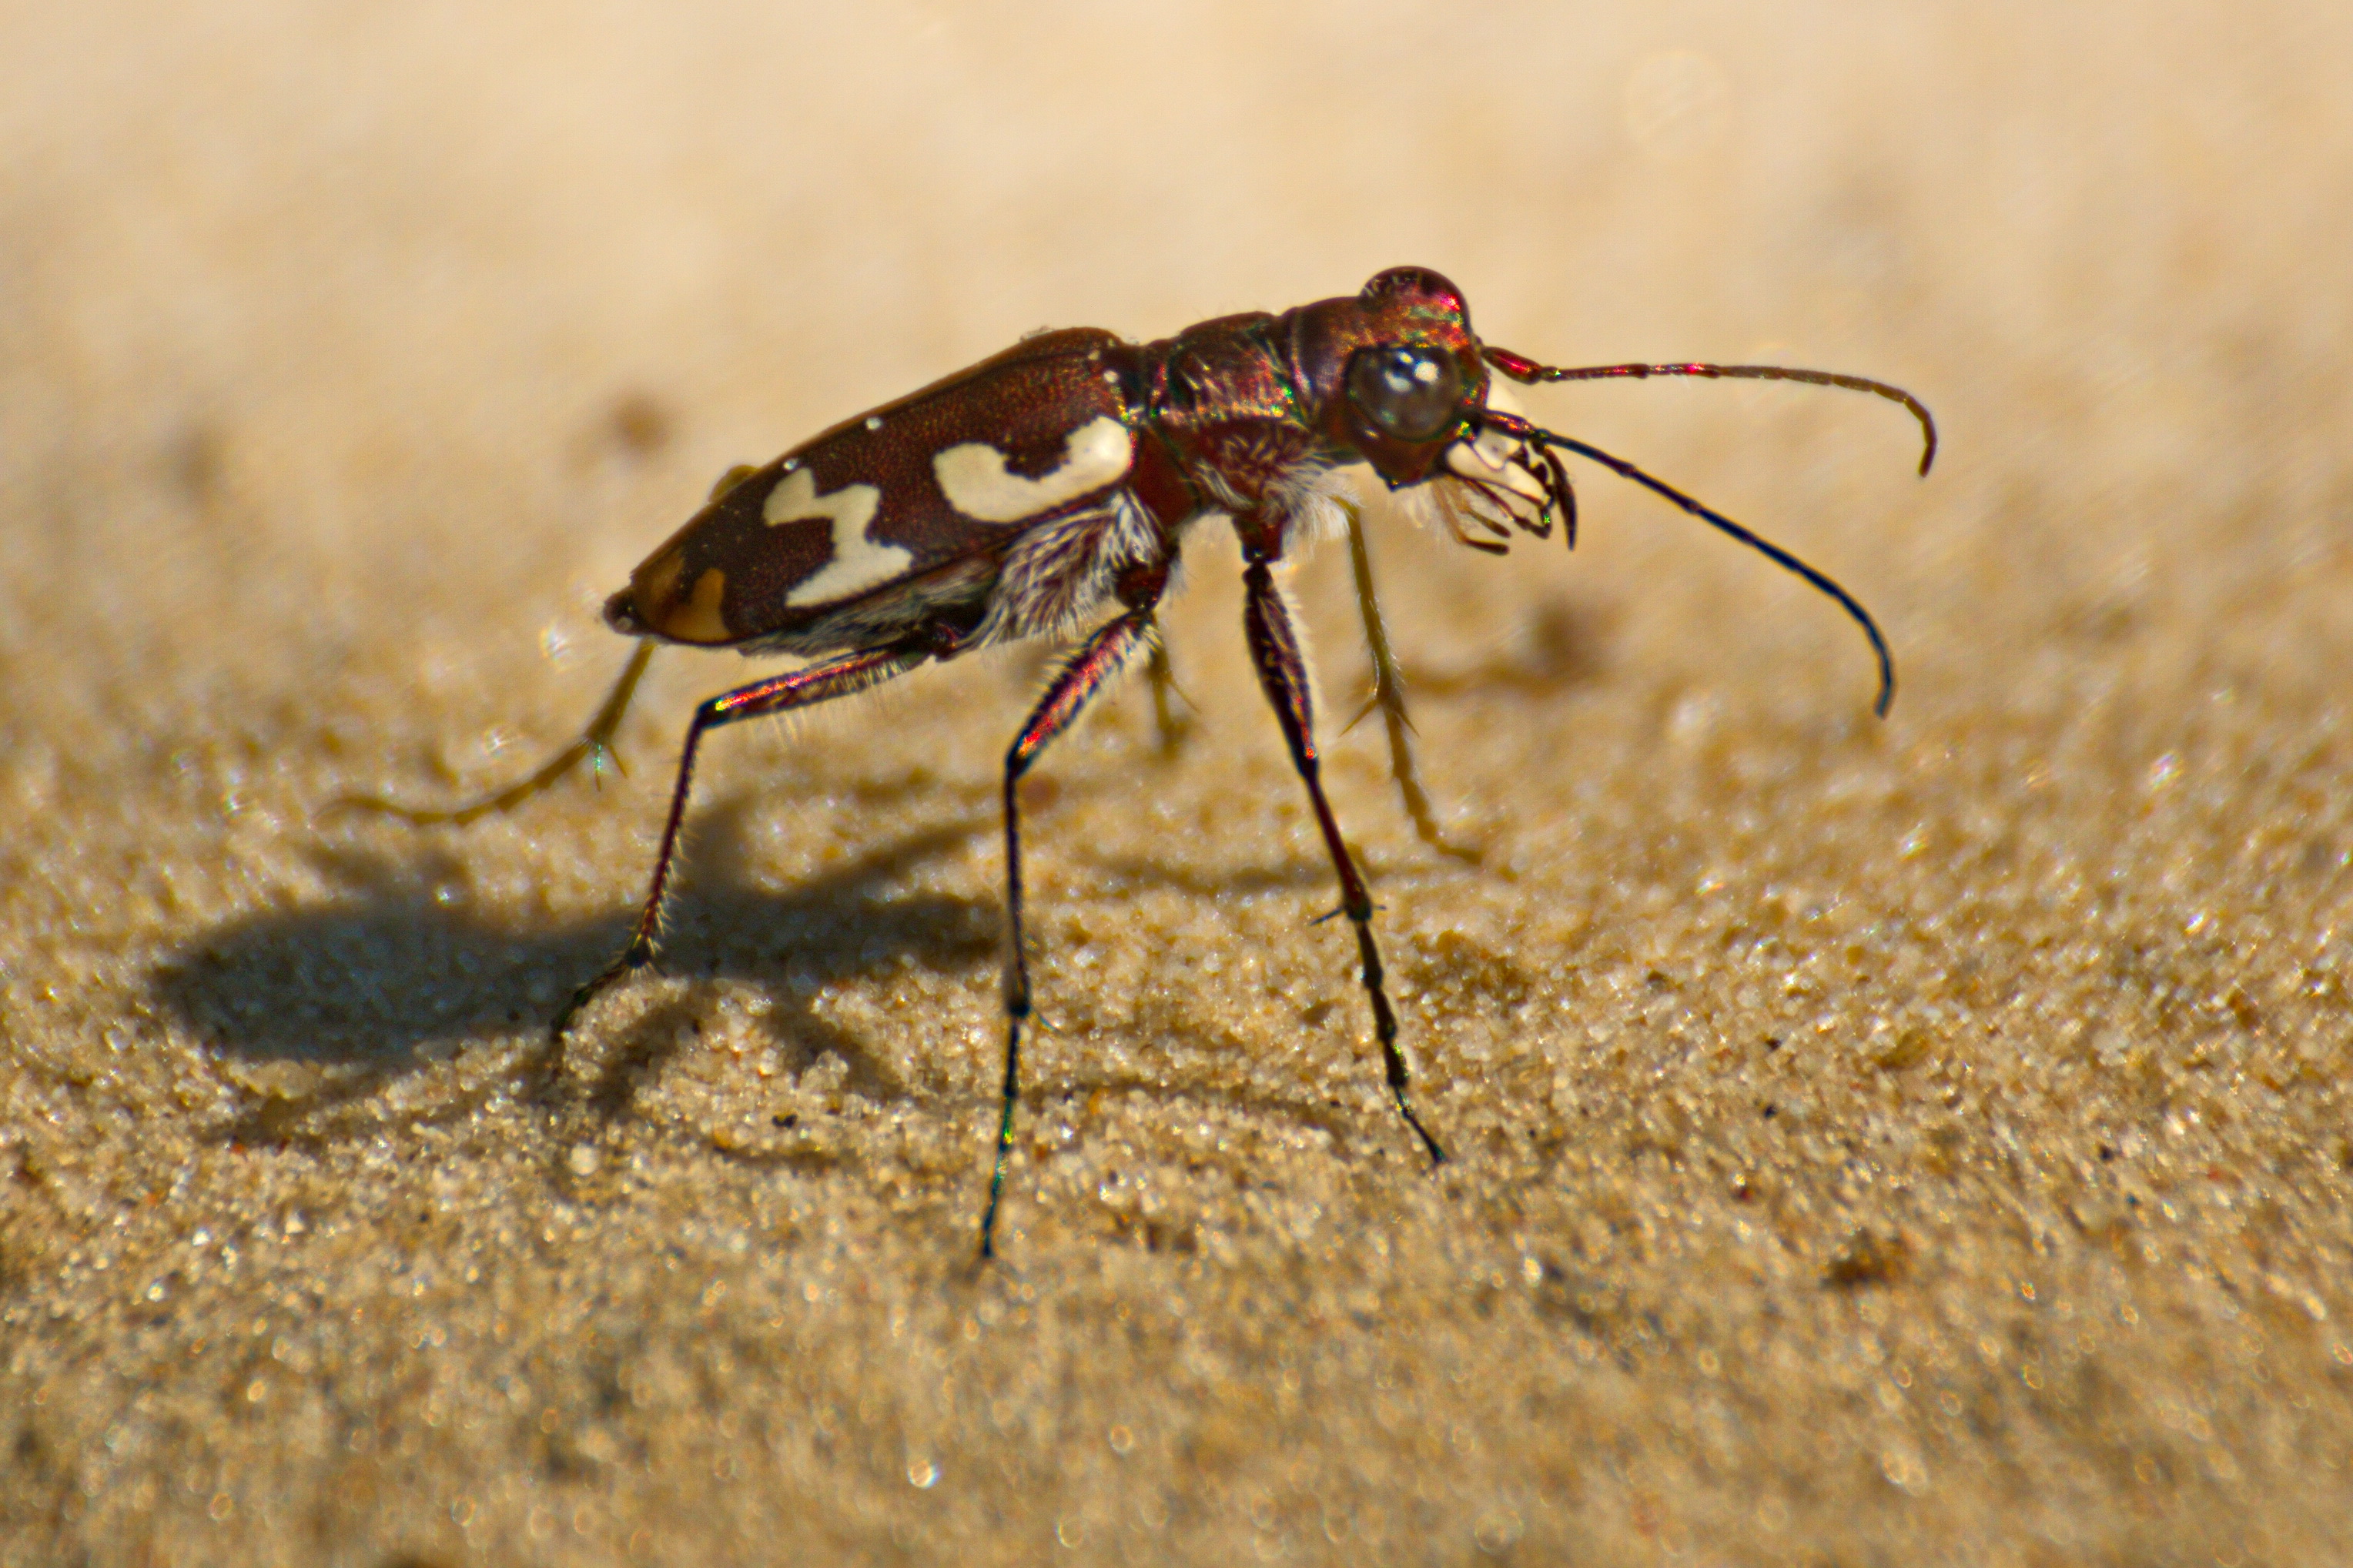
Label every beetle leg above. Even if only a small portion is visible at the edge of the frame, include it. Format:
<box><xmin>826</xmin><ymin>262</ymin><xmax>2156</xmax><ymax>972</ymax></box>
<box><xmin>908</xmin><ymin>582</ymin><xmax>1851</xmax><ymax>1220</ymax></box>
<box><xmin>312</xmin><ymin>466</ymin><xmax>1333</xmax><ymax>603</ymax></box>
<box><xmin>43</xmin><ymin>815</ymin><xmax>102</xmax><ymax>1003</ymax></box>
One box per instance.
<box><xmin>330</xmin><ymin>640</ymin><xmax>658</xmax><ymax>826</ymax></box>
<box><xmin>982</xmin><ymin>607</ymin><xmax>1157</xmax><ymax>1259</ymax></box>
<box><xmin>1240</xmin><ymin>558</ymin><xmax>1448</xmax><ymax>1169</ymax></box>
<box><xmin>1141</xmin><ymin>632</ymin><xmax>1191</xmax><ymax>756</ymax></box>
<box><xmin>1341</xmin><ymin>506</ymin><xmax>1481</xmax><ymax>864</ymax></box>
<box><xmin>552</xmin><ymin>644</ymin><xmax>931</xmax><ymax>1048</ymax></box>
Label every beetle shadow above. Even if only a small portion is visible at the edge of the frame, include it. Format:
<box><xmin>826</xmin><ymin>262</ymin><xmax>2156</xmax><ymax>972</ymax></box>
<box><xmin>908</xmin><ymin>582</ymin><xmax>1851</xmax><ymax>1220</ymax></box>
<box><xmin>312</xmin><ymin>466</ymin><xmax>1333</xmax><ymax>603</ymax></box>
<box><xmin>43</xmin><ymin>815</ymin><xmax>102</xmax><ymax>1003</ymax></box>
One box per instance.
<box><xmin>148</xmin><ymin>798</ymin><xmax>999</xmax><ymax>1148</ymax></box>
<box><xmin>1392</xmin><ymin>594</ymin><xmax>1613</xmax><ymax>697</ymax></box>
<box><xmin>1068</xmin><ymin>854</ymin><xmax>1339</xmax><ymax>902</ymax></box>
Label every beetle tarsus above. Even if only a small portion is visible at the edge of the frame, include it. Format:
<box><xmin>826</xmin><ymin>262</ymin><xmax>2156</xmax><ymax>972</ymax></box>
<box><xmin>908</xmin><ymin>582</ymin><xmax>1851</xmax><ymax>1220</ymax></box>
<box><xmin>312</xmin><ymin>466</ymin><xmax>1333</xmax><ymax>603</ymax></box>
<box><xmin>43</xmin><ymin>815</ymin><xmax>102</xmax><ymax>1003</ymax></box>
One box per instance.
<box><xmin>979</xmin><ymin>1011</ymin><xmax>1023</xmax><ymax>1261</ymax></box>
<box><xmin>327</xmin><ymin>641</ymin><xmax>658</xmax><ymax>827</ymax></box>
<box><xmin>549</xmin><ymin>944</ymin><xmax>653</xmax><ymax>1046</ymax></box>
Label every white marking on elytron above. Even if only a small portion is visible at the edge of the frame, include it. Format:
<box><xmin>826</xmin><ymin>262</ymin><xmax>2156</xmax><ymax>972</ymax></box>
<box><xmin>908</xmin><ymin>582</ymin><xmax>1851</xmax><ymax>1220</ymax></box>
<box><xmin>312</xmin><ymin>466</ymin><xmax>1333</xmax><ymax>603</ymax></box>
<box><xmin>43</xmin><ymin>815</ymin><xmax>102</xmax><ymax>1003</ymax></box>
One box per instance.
<box><xmin>932</xmin><ymin>415</ymin><xmax>1132</xmax><ymax>525</ymax></box>
<box><xmin>1101</xmin><ymin>370</ymin><xmax>1118</xmax><ymax>385</ymax></box>
<box><xmin>762</xmin><ymin>466</ymin><xmax>907</xmax><ymax>607</ymax></box>
<box><xmin>865</xmin><ymin>416</ymin><xmax>882</xmax><ymax>431</ymax></box>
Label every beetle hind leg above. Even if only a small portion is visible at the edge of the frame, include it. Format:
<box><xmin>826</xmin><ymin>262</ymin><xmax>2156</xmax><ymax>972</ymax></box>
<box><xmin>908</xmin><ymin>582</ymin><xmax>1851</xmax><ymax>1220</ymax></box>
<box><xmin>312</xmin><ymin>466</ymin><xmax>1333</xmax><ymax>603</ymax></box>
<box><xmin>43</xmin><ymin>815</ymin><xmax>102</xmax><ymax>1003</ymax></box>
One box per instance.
<box><xmin>329</xmin><ymin>641</ymin><xmax>659</xmax><ymax>827</ymax></box>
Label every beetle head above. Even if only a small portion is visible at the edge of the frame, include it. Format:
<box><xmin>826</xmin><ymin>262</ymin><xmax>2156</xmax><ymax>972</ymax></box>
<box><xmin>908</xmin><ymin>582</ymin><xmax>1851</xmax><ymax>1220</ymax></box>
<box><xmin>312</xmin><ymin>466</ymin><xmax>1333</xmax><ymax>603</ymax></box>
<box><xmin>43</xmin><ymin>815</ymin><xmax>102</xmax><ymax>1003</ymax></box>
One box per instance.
<box><xmin>1294</xmin><ymin>267</ymin><xmax>1488</xmax><ymax>487</ymax></box>
<box><xmin>1294</xmin><ymin>268</ymin><xmax>1571</xmax><ymax>549</ymax></box>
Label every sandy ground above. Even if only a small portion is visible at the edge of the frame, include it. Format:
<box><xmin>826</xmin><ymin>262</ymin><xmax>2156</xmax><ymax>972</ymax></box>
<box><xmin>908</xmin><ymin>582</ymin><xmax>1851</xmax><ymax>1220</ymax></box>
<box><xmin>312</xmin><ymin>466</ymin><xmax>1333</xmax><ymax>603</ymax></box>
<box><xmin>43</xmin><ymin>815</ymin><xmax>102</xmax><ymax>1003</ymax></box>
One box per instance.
<box><xmin>5</xmin><ymin>2</ymin><xmax>2351</xmax><ymax>1563</ymax></box>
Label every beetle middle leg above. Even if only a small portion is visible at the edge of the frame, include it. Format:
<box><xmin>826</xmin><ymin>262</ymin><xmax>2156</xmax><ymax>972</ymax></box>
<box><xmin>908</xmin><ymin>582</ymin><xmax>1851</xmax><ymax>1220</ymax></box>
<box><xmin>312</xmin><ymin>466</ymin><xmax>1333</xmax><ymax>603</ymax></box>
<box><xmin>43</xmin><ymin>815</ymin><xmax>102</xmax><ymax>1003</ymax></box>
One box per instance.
<box><xmin>552</xmin><ymin>644</ymin><xmax>931</xmax><ymax>1048</ymax></box>
<box><xmin>1241</xmin><ymin>557</ymin><xmax>1448</xmax><ymax>1169</ymax></box>
<box><xmin>981</xmin><ymin>607</ymin><xmax>1158</xmax><ymax>1258</ymax></box>
<box><xmin>1341</xmin><ymin>503</ymin><xmax>1481</xmax><ymax>864</ymax></box>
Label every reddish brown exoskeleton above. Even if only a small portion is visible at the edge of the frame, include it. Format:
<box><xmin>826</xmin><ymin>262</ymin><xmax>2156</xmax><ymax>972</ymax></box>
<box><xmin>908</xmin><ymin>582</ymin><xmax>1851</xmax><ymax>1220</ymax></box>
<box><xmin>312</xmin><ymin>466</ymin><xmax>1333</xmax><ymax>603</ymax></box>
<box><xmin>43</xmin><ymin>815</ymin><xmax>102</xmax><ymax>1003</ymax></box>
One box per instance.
<box><xmin>343</xmin><ymin>267</ymin><xmax>1934</xmax><ymax>1257</ymax></box>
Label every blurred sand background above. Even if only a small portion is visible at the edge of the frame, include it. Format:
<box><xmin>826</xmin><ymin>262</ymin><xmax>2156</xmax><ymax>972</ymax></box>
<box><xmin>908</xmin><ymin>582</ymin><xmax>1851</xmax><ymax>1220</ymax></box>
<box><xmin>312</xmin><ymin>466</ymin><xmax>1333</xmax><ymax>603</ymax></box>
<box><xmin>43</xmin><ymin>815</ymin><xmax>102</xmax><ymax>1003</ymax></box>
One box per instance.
<box><xmin>5</xmin><ymin>2</ymin><xmax>2351</xmax><ymax>1563</ymax></box>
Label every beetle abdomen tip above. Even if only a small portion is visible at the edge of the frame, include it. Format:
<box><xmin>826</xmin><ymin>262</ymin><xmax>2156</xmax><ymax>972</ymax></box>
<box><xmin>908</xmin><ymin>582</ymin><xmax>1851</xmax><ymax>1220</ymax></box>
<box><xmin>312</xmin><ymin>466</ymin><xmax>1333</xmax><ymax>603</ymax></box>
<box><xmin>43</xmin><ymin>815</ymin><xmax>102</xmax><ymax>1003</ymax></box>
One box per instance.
<box><xmin>602</xmin><ymin>585</ymin><xmax>649</xmax><ymax>637</ymax></box>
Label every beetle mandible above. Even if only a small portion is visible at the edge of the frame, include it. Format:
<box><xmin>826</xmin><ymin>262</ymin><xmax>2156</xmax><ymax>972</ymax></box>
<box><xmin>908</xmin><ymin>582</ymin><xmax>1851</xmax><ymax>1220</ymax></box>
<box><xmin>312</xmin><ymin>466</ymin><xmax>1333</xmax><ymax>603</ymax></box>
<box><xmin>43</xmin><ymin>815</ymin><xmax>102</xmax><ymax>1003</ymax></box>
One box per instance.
<box><xmin>343</xmin><ymin>266</ymin><xmax>1935</xmax><ymax>1258</ymax></box>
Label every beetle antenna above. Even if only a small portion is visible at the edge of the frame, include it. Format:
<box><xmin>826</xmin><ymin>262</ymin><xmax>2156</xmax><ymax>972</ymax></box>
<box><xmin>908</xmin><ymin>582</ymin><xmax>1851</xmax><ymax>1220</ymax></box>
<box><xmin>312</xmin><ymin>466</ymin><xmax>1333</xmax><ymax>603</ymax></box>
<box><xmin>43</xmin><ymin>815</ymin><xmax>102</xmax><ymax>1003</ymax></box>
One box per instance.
<box><xmin>1482</xmin><ymin>349</ymin><xmax>1936</xmax><ymax>477</ymax></box>
<box><xmin>1478</xmin><ymin>410</ymin><xmax>1896</xmax><ymax>718</ymax></box>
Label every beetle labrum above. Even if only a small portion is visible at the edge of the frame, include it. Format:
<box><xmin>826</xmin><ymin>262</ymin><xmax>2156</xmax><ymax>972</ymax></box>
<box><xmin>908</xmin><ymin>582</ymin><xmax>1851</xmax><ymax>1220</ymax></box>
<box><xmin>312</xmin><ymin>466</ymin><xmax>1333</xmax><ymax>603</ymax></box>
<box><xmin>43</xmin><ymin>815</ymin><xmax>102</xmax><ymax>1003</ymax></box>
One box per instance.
<box><xmin>343</xmin><ymin>267</ymin><xmax>1934</xmax><ymax>1257</ymax></box>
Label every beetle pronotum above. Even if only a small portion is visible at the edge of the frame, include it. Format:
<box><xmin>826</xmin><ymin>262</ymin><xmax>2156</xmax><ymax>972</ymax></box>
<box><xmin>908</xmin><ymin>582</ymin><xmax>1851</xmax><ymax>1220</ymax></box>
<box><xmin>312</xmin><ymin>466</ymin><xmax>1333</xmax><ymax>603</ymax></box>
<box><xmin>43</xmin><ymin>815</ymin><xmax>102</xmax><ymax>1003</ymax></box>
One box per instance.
<box><xmin>343</xmin><ymin>268</ymin><xmax>1933</xmax><ymax>1257</ymax></box>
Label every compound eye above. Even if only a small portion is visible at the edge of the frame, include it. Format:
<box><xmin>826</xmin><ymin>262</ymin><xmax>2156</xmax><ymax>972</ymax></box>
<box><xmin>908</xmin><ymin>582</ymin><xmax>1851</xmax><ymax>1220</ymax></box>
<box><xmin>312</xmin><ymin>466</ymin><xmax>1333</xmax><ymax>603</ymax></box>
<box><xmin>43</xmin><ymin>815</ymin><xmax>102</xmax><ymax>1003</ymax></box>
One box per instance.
<box><xmin>1345</xmin><ymin>346</ymin><xmax>1468</xmax><ymax>443</ymax></box>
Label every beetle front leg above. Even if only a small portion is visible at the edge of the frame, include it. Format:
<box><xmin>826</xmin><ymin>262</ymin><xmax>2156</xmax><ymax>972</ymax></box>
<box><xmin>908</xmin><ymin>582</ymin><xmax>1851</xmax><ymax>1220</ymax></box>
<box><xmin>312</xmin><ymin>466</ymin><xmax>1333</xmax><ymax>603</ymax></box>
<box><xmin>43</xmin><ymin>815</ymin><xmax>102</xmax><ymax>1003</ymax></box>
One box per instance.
<box><xmin>1142</xmin><ymin>634</ymin><xmax>1190</xmax><ymax>756</ymax></box>
<box><xmin>980</xmin><ymin>607</ymin><xmax>1158</xmax><ymax>1259</ymax></box>
<box><xmin>553</xmin><ymin>644</ymin><xmax>931</xmax><ymax>1048</ymax></box>
<box><xmin>1341</xmin><ymin>503</ymin><xmax>1481</xmax><ymax>864</ymax></box>
<box><xmin>1240</xmin><ymin>558</ymin><xmax>1447</xmax><ymax>1168</ymax></box>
